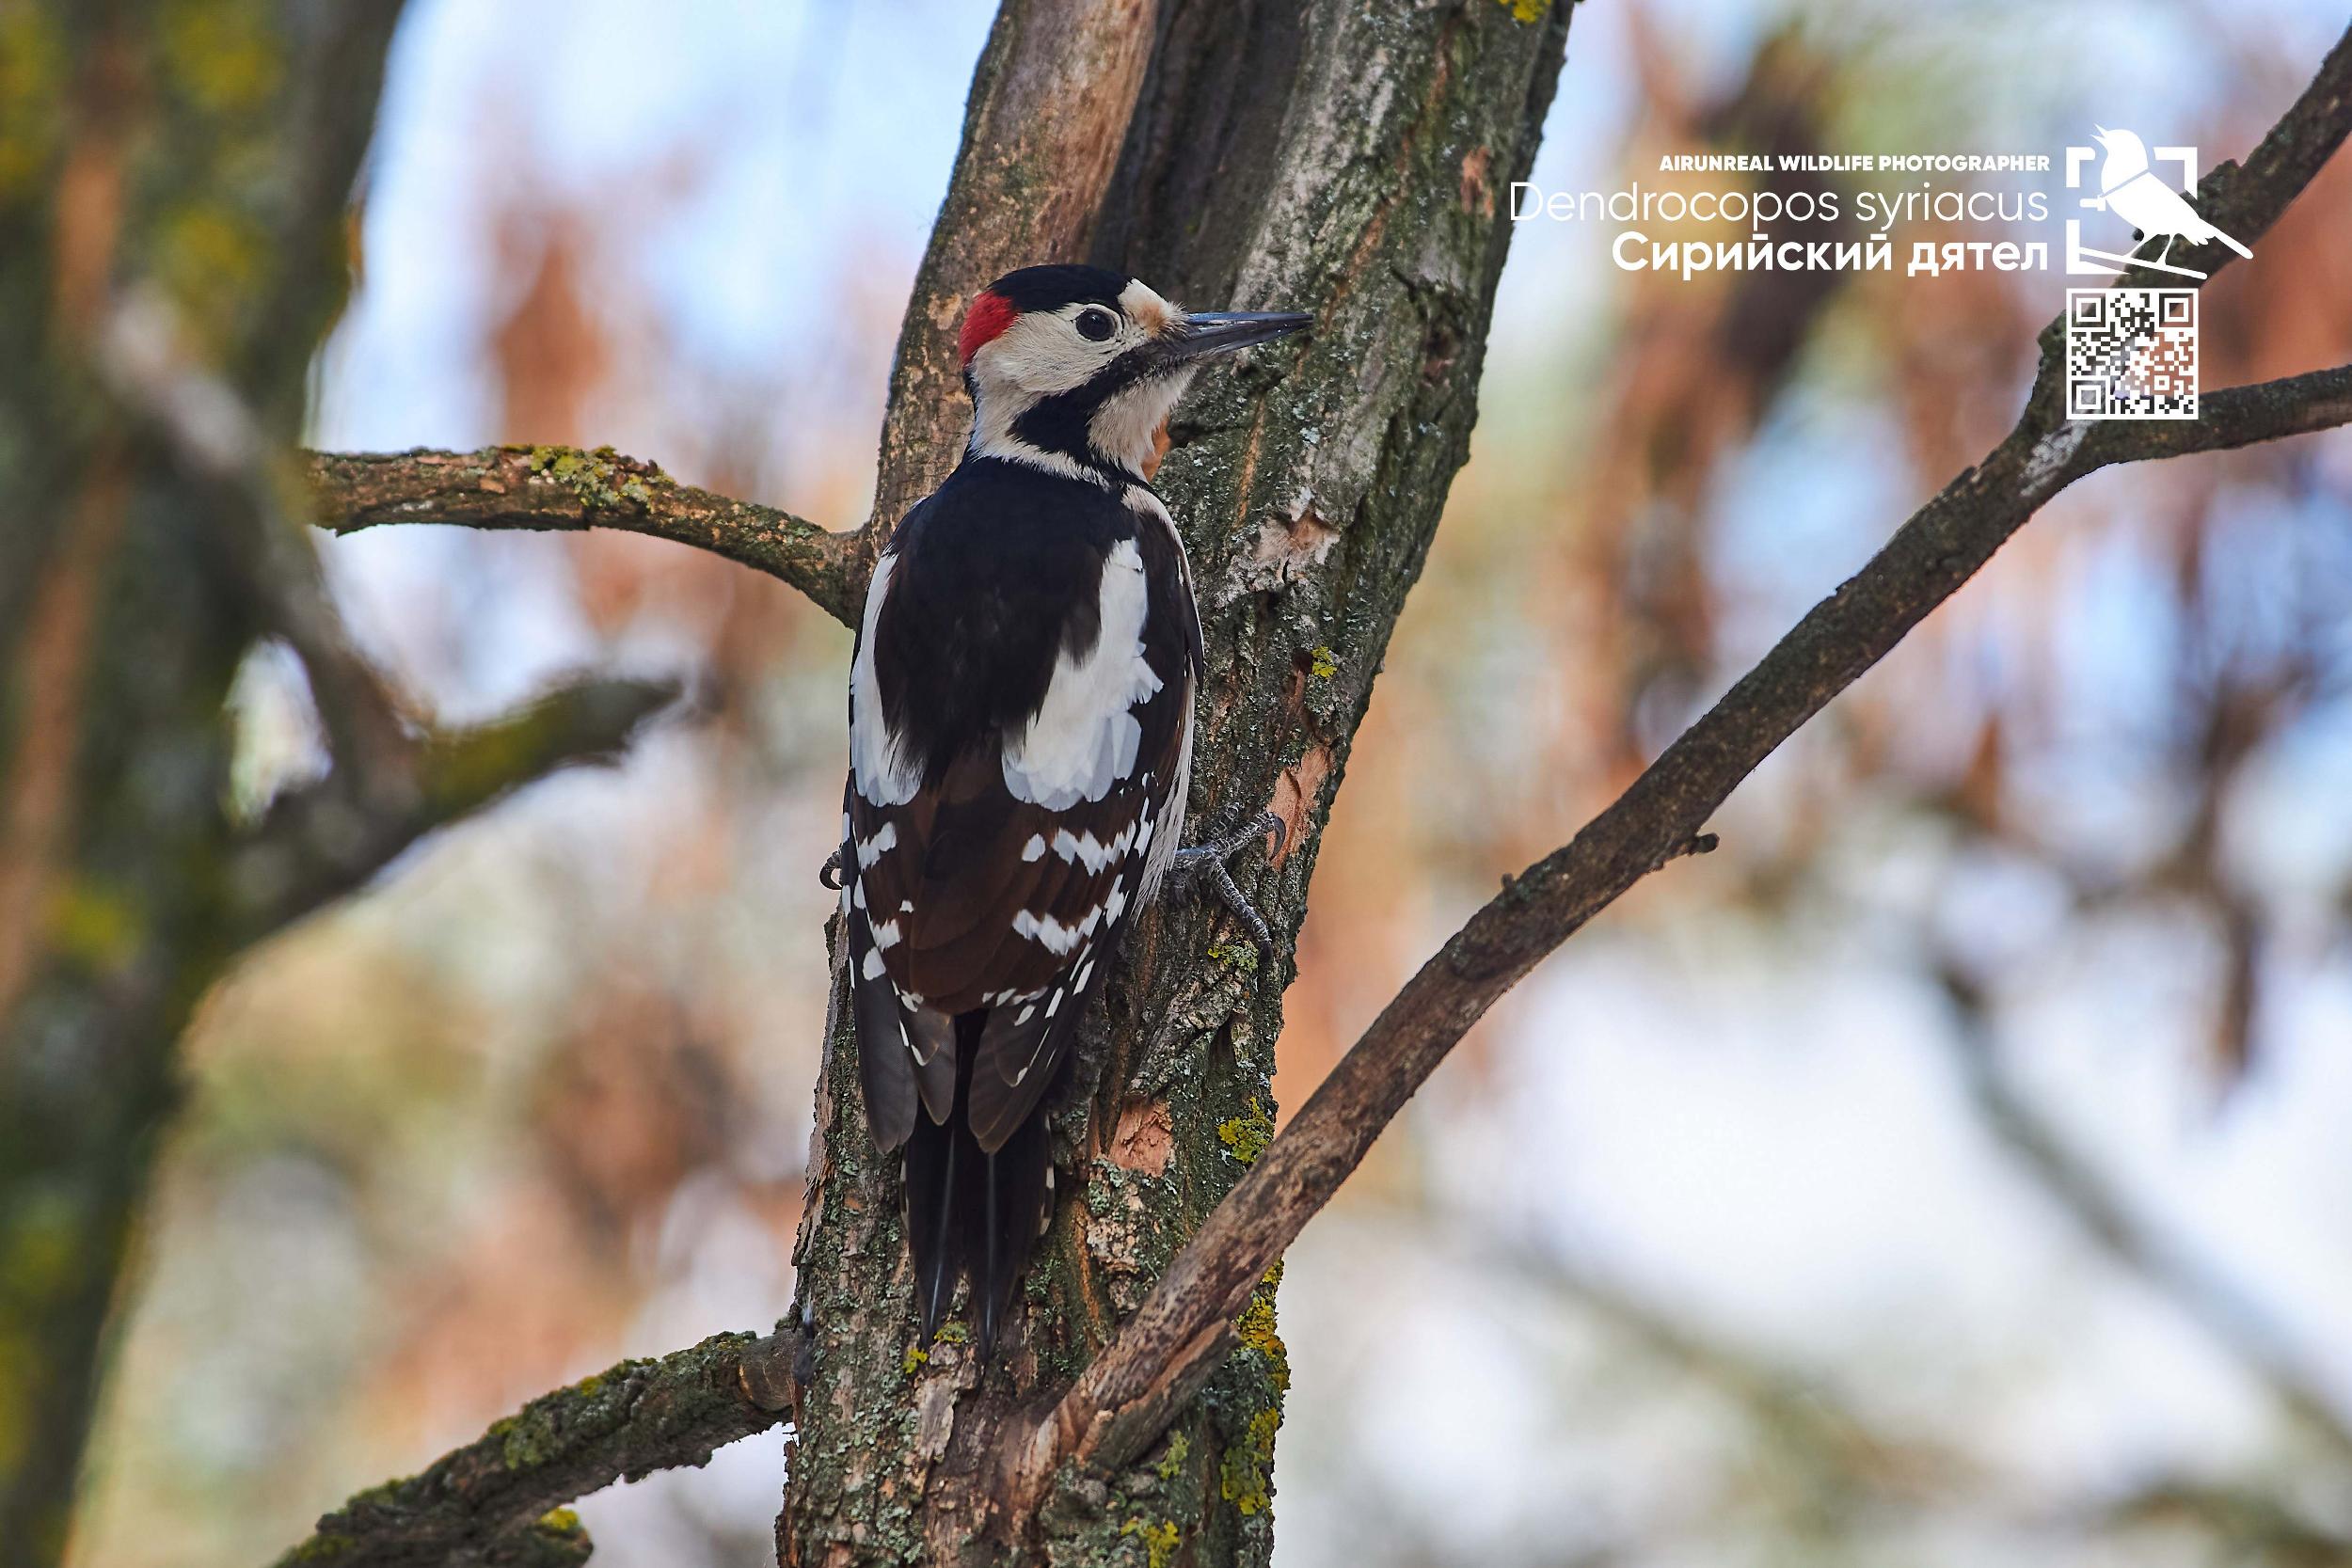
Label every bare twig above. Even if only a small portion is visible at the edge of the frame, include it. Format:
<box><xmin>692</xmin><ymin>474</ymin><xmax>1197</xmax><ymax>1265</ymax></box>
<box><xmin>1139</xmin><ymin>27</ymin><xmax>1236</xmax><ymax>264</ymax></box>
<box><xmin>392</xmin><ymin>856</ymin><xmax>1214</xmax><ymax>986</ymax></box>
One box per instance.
<box><xmin>101</xmin><ymin>300</ymin><xmax>683</xmax><ymax>942</ymax></box>
<box><xmin>274</xmin><ymin>1329</ymin><xmax>799</xmax><ymax>1568</ymax></box>
<box><xmin>1023</xmin><ymin>25</ymin><xmax>2352</xmax><ymax>1487</ymax></box>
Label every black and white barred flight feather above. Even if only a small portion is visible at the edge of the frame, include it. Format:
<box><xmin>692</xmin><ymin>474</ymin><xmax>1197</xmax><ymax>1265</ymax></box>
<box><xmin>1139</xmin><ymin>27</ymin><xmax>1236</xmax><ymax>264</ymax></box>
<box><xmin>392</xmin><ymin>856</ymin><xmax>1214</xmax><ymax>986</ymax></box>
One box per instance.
<box><xmin>839</xmin><ymin>264</ymin><xmax>1309</xmax><ymax>1356</ymax></box>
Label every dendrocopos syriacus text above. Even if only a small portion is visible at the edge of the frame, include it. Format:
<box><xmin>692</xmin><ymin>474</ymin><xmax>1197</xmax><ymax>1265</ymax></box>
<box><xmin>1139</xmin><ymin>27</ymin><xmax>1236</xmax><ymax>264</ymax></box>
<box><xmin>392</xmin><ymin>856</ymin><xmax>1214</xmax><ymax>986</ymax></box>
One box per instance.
<box><xmin>835</xmin><ymin>265</ymin><xmax>1311</xmax><ymax>1356</ymax></box>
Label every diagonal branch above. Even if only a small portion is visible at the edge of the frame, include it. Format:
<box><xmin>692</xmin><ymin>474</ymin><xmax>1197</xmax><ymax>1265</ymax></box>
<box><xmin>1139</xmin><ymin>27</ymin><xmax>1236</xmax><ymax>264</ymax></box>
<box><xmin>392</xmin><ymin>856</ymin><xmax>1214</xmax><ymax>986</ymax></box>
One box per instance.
<box><xmin>230</xmin><ymin>672</ymin><xmax>679</xmax><ymax>942</ymax></box>
<box><xmin>273</xmin><ymin>1330</ymin><xmax>800</xmax><ymax>1568</ymax></box>
<box><xmin>1025</xmin><ymin>24</ymin><xmax>2352</xmax><ymax>1485</ymax></box>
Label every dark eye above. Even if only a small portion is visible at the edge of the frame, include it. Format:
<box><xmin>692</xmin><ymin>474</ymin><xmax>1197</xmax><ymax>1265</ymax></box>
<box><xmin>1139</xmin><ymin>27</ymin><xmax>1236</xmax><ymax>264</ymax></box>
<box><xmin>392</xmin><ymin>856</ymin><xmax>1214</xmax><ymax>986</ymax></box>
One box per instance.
<box><xmin>1074</xmin><ymin>308</ymin><xmax>1117</xmax><ymax>341</ymax></box>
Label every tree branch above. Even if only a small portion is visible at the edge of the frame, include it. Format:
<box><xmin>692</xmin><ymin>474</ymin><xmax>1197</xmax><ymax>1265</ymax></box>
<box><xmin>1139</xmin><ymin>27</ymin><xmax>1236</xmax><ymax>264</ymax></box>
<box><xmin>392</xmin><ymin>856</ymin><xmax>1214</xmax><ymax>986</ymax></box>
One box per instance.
<box><xmin>274</xmin><ymin>1330</ymin><xmax>799</xmax><ymax>1568</ymax></box>
<box><xmin>1025</xmin><ymin>23</ymin><xmax>2352</xmax><ymax>1487</ymax></box>
<box><xmin>230</xmin><ymin>672</ymin><xmax>679</xmax><ymax>942</ymax></box>
<box><xmin>307</xmin><ymin>446</ymin><xmax>865</xmax><ymax>628</ymax></box>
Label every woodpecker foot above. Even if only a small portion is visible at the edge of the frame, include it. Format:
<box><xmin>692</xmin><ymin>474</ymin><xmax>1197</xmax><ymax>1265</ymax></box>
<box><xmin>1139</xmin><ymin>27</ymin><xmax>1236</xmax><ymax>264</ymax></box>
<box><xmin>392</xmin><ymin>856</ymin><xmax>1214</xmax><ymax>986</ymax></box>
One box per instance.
<box><xmin>1172</xmin><ymin>811</ymin><xmax>1286</xmax><ymax>961</ymax></box>
<box><xmin>819</xmin><ymin>847</ymin><xmax>847</xmax><ymax>891</ymax></box>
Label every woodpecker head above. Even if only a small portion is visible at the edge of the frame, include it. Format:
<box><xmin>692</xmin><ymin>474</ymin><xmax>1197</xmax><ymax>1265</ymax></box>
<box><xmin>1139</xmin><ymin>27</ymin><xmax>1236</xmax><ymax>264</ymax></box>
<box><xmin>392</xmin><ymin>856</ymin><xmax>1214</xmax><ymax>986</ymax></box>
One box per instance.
<box><xmin>957</xmin><ymin>264</ymin><xmax>1311</xmax><ymax>481</ymax></box>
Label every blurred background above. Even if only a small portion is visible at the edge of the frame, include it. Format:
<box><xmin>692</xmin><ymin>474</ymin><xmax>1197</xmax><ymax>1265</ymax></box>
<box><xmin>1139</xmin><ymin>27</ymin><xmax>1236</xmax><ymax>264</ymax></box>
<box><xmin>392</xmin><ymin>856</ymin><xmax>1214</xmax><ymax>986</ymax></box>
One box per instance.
<box><xmin>64</xmin><ymin>1</ymin><xmax>2352</xmax><ymax>1564</ymax></box>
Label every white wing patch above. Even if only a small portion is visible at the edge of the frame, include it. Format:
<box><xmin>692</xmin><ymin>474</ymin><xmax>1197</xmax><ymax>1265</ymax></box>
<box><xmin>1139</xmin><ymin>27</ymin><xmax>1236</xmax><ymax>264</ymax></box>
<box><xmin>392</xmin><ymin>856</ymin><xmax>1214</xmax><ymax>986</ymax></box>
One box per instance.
<box><xmin>850</xmin><ymin>552</ymin><xmax>922</xmax><ymax>806</ymax></box>
<box><xmin>1002</xmin><ymin>538</ymin><xmax>1163</xmax><ymax>809</ymax></box>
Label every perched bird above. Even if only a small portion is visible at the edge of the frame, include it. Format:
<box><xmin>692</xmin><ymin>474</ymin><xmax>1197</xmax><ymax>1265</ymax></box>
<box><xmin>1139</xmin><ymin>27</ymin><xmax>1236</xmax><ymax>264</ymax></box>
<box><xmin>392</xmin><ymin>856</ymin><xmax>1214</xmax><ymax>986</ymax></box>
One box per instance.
<box><xmin>834</xmin><ymin>264</ymin><xmax>1310</xmax><ymax>1355</ymax></box>
<box><xmin>2087</xmin><ymin>126</ymin><xmax>2251</xmax><ymax>267</ymax></box>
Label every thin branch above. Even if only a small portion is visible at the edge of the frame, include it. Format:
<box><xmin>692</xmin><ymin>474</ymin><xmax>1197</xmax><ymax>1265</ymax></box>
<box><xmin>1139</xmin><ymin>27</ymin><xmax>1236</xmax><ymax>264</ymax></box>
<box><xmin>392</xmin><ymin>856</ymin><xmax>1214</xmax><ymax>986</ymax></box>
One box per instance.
<box><xmin>100</xmin><ymin>300</ymin><xmax>684</xmax><ymax>941</ymax></box>
<box><xmin>230</xmin><ymin>672</ymin><xmax>678</xmax><ymax>942</ymax></box>
<box><xmin>102</xmin><ymin>291</ymin><xmax>419</xmax><ymax>791</ymax></box>
<box><xmin>1024</xmin><ymin>24</ymin><xmax>2352</xmax><ymax>1488</ymax></box>
<box><xmin>308</xmin><ymin>446</ymin><xmax>865</xmax><ymax>628</ymax></box>
<box><xmin>273</xmin><ymin>1329</ymin><xmax>799</xmax><ymax>1568</ymax></box>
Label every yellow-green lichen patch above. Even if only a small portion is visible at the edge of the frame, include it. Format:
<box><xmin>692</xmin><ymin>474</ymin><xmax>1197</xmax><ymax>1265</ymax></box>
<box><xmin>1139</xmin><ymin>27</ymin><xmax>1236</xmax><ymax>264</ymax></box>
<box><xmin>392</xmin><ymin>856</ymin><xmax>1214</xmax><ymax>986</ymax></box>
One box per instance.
<box><xmin>902</xmin><ymin>1344</ymin><xmax>929</xmax><ymax>1375</ymax></box>
<box><xmin>1235</xmin><ymin>1263</ymin><xmax>1290</xmax><ymax>1395</ymax></box>
<box><xmin>1217</xmin><ymin>1098</ymin><xmax>1275</xmax><ymax>1166</ymax></box>
<box><xmin>1153</xmin><ymin>1428</ymin><xmax>1190</xmax><ymax>1482</ymax></box>
<box><xmin>1206</xmin><ymin>940</ymin><xmax>1260</xmax><ymax>974</ymax></box>
<box><xmin>1309</xmin><ymin>644</ymin><xmax>1339</xmax><ymax>679</ymax></box>
<box><xmin>1121</xmin><ymin>1517</ymin><xmax>1182</xmax><ymax>1568</ymax></box>
<box><xmin>527</xmin><ymin>446</ymin><xmax>661</xmax><ymax>511</ymax></box>
<box><xmin>1218</xmin><ymin>1405</ymin><xmax>1281</xmax><ymax>1516</ymax></box>
<box><xmin>1495</xmin><ymin>0</ymin><xmax>1552</xmax><ymax>19</ymax></box>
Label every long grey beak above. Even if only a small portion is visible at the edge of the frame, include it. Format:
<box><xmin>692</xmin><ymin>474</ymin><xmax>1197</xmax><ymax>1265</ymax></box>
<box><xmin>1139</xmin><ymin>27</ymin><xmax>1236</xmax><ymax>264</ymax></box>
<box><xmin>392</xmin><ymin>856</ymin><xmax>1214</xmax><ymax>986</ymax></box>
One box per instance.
<box><xmin>1164</xmin><ymin>309</ymin><xmax>1313</xmax><ymax>362</ymax></box>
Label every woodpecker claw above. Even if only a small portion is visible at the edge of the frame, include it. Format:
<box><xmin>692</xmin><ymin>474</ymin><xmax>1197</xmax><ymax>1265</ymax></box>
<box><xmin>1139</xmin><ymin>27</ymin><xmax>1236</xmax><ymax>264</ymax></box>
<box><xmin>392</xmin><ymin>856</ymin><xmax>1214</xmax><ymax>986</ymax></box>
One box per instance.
<box><xmin>1172</xmin><ymin>810</ymin><xmax>1285</xmax><ymax>964</ymax></box>
<box><xmin>819</xmin><ymin>847</ymin><xmax>848</xmax><ymax>891</ymax></box>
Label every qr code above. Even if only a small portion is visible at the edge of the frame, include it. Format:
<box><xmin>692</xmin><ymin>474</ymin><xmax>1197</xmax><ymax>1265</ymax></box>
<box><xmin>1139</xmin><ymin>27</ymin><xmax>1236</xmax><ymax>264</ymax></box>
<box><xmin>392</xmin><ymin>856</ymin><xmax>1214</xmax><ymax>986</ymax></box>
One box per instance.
<box><xmin>2065</xmin><ymin>289</ymin><xmax>2198</xmax><ymax>420</ymax></box>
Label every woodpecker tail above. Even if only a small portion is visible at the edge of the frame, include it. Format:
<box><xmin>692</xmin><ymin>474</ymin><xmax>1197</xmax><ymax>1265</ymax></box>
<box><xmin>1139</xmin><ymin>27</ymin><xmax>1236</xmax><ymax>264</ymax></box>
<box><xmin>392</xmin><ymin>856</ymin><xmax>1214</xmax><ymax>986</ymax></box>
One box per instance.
<box><xmin>901</xmin><ymin>1012</ymin><xmax>1055</xmax><ymax>1356</ymax></box>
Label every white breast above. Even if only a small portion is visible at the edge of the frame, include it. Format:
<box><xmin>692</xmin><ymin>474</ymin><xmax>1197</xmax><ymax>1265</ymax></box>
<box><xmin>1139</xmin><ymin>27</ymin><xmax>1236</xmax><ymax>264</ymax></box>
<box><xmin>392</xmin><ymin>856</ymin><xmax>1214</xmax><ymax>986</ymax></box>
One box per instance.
<box><xmin>1002</xmin><ymin>538</ymin><xmax>1164</xmax><ymax>810</ymax></box>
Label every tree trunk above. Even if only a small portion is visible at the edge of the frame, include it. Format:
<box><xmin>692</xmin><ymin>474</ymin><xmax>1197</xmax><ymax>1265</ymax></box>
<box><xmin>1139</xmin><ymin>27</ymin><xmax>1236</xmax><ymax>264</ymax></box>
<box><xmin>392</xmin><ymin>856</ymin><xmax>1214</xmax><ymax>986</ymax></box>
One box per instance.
<box><xmin>778</xmin><ymin>3</ymin><xmax>1571</xmax><ymax>1562</ymax></box>
<box><xmin>2</xmin><ymin>9</ymin><xmax>669</xmax><ymax>1559</ymax></box>
<box><xmin>0</xmin><ymin>6</ymin><xmax>389</xmax><ymax>1549</ymax></box>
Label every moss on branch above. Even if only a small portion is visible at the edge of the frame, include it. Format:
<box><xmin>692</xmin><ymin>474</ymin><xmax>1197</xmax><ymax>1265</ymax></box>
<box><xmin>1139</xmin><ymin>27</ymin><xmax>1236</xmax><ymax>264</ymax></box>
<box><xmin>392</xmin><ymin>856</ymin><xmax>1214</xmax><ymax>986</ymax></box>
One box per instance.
<box><xmin>305</xmin><ymin>446</ymin><xmax>866</xmax><ymax>627</ymax></box>
<box><xmin>272</xmin><ymin>1330</ymin><xmax>798</xmax><ymax>1568</ymax></box>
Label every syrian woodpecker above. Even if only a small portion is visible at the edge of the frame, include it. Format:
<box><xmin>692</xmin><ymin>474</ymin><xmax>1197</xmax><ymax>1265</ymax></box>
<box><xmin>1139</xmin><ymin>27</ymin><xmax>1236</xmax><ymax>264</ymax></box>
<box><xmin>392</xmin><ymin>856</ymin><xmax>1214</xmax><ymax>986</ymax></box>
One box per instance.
<box><xmin>836</xmin><ymin>264</ymin><xmax>1311</xmax><ymax>1356</ymax></box>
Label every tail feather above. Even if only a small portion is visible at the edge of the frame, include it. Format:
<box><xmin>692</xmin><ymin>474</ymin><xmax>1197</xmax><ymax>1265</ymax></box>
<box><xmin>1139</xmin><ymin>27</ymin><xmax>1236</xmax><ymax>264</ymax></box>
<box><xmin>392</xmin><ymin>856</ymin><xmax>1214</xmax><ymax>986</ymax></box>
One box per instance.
<box><xmin>976</xmin><ymin>1108</ymin><xmax>1051</xmax><ymax>1356</ymax></box>
<box><xmin>898</xmin><ymin>1011</ymin><xmax>1056</xmax><ymax>1355</ymax></box>
<box><xmin>903</xmin><ymin>1105</ymin><xmax>963</xmax><ymax>1342</ymax></box>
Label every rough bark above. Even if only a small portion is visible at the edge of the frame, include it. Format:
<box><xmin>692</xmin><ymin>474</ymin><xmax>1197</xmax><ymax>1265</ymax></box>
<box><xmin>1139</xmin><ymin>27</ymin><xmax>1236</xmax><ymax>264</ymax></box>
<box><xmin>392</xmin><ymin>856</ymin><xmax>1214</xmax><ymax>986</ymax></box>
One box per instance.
<box><xmin>272</xmin><ymin>1331</ymin><xmax>802</xmax><ymax>1568</ymax></box>
<box><xmin>0</xmin><ymin>7</ymin><xmax>672</xmax><ymax>1560</ymax></box>
<box><xmin>778</xmin><ymin>3</ymin><xmax>1572</xmax><ymax>1564</ymax></box>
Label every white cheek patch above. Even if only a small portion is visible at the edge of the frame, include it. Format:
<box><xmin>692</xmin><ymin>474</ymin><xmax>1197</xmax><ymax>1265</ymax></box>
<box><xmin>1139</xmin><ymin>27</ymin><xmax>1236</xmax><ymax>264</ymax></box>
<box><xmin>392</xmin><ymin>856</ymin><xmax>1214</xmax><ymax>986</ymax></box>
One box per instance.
<box><xmin>977</xmin><ymin>311</ymin><xmax>1127</xmax><ymax>396</ymax></box>
<box><xmin>1089</xmin><ymin>367</ymin><xmax>1197</xmax><ymax>474</ymax></box>
<box><xmin>850</xmin><ymin>553</ymin><xmax>921</xmax><ymax>806</ymax></box>
<box><xmin>1003</xmin><ymin>538</ymin><xmax>1163</xmax><ymax>809</ymax></box>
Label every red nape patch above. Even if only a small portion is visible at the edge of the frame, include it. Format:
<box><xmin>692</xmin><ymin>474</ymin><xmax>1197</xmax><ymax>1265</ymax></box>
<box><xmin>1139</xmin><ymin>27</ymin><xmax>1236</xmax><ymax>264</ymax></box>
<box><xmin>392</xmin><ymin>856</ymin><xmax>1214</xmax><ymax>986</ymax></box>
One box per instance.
<box><xmin>958</xmin><ymin>290</ymin><xmax>1017</xmax><ymax>365</ymax></box>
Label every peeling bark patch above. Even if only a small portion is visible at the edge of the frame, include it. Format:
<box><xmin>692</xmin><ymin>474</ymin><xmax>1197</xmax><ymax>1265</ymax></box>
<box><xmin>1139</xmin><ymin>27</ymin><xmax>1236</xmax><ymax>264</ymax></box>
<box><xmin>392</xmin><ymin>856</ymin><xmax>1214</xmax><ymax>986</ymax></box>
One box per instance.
<box><xmin>1266</xmin><ymin>746</ymin><xmax>1332</xmax><ymax>866</ymax></box>
<box><xmin>1459</xmin><ymin>146</ymin><xmax>1494</xmax><ymax>215</ymax></box>
<box><xmin>914</xmin><ymin>1373</ymin><xmax>959</xmax><ymax>1462</ymax></box>
<box><xmin>1108</xmin><ymin>1099</ymin><xmax>1176</xmax><ymax>1176</ymax></box>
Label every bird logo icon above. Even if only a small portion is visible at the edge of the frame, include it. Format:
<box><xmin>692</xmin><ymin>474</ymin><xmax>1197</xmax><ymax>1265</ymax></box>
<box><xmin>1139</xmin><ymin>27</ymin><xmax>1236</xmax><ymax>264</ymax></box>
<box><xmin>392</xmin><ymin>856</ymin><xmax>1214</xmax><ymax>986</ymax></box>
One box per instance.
<box><xmin>2073</xmin><ymin>127</ymin><xmax>2250</xmax><ymax>277</ymax></box>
